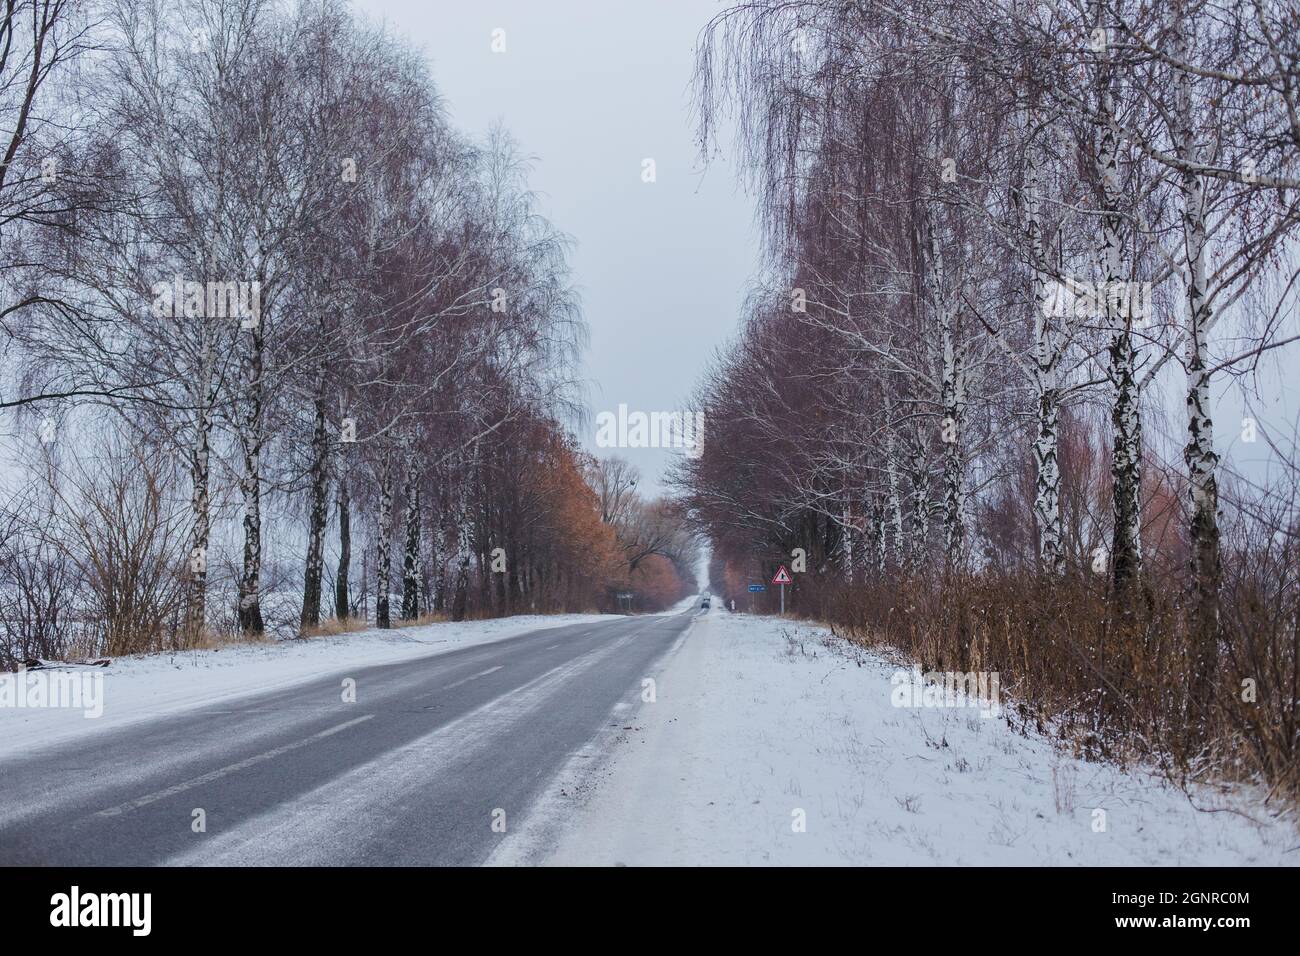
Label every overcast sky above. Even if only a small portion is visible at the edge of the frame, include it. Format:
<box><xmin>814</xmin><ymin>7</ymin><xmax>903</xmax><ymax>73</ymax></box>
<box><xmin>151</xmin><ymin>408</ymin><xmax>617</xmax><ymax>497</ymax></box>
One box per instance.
<box><xmin>353</xmin><ymin>0</ymin><xmax>758</xmax><ymax>497</ymax></box>
<box><xmin>350</xmin><ymin>0</ymin><xmax>1297</xmax><ymax>500</ymax></box>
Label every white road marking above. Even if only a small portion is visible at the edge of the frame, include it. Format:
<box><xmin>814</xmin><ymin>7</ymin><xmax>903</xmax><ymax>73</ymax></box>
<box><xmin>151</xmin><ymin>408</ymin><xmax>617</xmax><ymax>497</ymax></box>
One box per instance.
<box><xmin>95</xmin><ymin>714</ymin><xmax>375</xmax><ymax>817</ymax></box>
<box><xmin>442</xmin><ymin>665</ymin><xmax>504</xmax><ymax>691</ymax></box>
<box><xmin>159</xmin><ymin>634</ymin><xmax>641</xmax><ymax>865</ymax></box>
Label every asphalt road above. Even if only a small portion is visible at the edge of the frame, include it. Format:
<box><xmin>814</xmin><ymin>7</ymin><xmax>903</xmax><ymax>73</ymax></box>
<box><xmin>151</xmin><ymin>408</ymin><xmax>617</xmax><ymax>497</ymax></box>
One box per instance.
<box><xmin>0</xmin><ymin>609</ymin><xmax>698</xmax><ymax>865</ymax></box>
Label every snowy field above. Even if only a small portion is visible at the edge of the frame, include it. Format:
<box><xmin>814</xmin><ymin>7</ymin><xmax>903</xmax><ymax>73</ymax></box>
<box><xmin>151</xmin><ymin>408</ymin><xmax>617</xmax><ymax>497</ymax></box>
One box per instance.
<box><xmin>0</xmin><ymin>613</ymin><xmax>611</xmax><ymax>760</ymax></box>
<box><xmin>494</xmin><ymin>604</ymin><xmax>1298</xmax><ymax>866</ymax></box>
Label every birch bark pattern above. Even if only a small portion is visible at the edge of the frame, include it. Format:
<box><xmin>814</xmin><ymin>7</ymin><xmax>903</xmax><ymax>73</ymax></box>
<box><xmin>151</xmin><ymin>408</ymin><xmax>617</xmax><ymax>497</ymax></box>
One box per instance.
<box><xmin>885</xmin><ymin>399</ymin><xmax>905</xmax><ymax>564</ymax></box>
<box><xmin>1172</xmin><ymin>10</ymin><xmax>1221</xmax><ymax>707</ymax></box>
<box><xmin>376</xmin><ymin>454</ymin><xmax>393</xmax><ymax>629</ymax></box>
<box><xmin>1025</xmin><ymin>128</ymin><xmax>1064</xmax><ymax>574</ymax></box>
<box><xmin>451</xmin><ymin>480</ymin><xmax>472</xmax><ymax>623</ymax></box>
<box><xmin>1094</xmin><ymin>21</ymin><xmax>1143</xmax><ymax>592</ymax></box>
<box><xmin>925</xmin><ymin>202</ymin><xmax>968</xmax><ymax>570</ymax></box>
<box><xmin>300</xmin><ymin>384</ymin><xmax>329</xmax><ymax>629</ymax></box>
<box><xmin>187</xmin><ymin>358</ymin><xmax>216</xmax><ymax>638</ymax></box>
<box><xmin>334</xmin><ymin>464</ymin><xmax>351</xmax><ymax>620</ymax></box>
<box><xmin>841</xmin><ymin>503</ymin><xmax>854</xmax><ymax>583</ymax></box>
<box><xmin>400</xmin><ymin>442</ymin><xmax>421</xmax><ymax>621</ymax></box>
<box><xmin>237</xmin><ymin>320</ymin><xmax>266</xmax><ymax>635</ymax></box>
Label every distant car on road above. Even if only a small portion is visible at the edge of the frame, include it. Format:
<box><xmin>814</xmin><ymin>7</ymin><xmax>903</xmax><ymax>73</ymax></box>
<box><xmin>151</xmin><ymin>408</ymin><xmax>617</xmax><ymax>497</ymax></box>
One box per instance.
<box><xmin>701</xmin><ymin>597</ymin><xmax>711</xmax><ymax>609</ymax></box>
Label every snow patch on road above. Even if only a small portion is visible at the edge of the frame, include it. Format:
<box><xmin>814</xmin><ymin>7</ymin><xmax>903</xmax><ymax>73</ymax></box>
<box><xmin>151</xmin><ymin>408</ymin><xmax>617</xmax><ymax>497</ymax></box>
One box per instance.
<box><xmin>160</xmin><ymin>629</ymin><xmax>646</xmax><ymax>866</ymax></box>
<box><xmin>0</xmin><ymin>613</ymin><xmax>611</xmax><ymax>760</ymax></box>
<box><xmin>495</xmin><ymin>607</ymin><xmax>1297</xmax><ymax>866</ymax></box>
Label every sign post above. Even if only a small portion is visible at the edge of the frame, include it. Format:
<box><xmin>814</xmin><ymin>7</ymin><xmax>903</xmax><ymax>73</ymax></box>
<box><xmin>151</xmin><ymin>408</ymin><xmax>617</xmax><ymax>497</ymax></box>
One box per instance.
<box><xmin>772</xmin><ymin>565</ymin><xmax>792</xmax><ymax>614</ymax></box>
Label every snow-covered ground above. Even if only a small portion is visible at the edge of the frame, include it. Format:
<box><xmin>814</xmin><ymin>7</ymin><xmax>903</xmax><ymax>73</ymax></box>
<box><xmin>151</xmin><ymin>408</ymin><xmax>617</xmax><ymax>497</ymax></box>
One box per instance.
<box><xmin>10</xmin><ymin>598</ymin><xmax>1293</xmax><ymax>865</ymax></box>
<box><xmin>0</xmin><ymin>612</ymin><xmax>611</xmax><ymax>759</ymax></box>
<box><xmin>494</xmin><ymin>604</ymin><xmax>1298</xmax><ymax>866</ymax></box>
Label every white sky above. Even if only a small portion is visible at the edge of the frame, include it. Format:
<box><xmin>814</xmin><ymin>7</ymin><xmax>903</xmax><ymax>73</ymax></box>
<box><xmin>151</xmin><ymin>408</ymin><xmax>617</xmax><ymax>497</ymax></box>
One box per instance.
<box><xmin>352</xmin><ymin>0</ymin><xmax>759</xmax><ymax>496</ymax></box>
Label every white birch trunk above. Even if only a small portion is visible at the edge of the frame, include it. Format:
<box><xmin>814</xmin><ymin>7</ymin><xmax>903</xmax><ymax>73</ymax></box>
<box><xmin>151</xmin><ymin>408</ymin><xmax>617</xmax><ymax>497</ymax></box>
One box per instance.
<box><xmin>1025</xmin><ymin>131</ymin><xmax>1065</xmax><ymax>574</ymax></box>
<box><xmin>926</xmin><ymin>212</ymin><xmax>966</xmax><ymax>568</ymax></box>
<box><xmin>187</xmin><ymin>346</ymin><xmax>216</xmax><ymax>637</ymax></box>
<box><xmin>1172</xmin><ymin>10</ymin><xmax>1221</xmax><ymax>697</ymax></box>
<box><xmin>334</xmin><ymin>456</ymin><xmax>351</xmax><ymax>620</ymax></box>
<box><xmin>400</xmin><ymin>439</ymin><xmax>421</xmax><ymax>621</ymax></box>
<box><xmin>237</xmin><ymin>322</ymin><xmax>265</xmax><ymax>635</ymax></box>
<box><xmin>1095</xmin><ymin>30</ymin><xmax>1143</xmax><ymax>590</ymax></box>
<box><xmin>885</xmin><ymin>401</ymin><xmax>905</xmax><ymax>564</ymax></box>
<box><xmin>376</xmin><ymin>453</ymin><xmax>394</xmax><ymax>628</ymax></box>
<box><xmin>300</xmin><ymin>379</ymin><xmax>329</xmax><ymax>629</ymax></box>
<box><xmin>450</xmin><ymin>479</ymin><xmax>473</xmax><ymax>623</ymax></box>
<box><xmin>841</xmin><ymin>503</ymin><xmax>854</xmax><ymax>583</ymax></box>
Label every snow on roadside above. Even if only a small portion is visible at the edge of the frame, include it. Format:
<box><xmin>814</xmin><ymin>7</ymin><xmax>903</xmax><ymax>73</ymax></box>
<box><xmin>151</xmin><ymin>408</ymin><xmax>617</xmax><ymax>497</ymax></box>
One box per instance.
<box><xmin>0</xmin><ymin>612</ymin><xmax>612</xmax><ymax>760</ymax></box>
<box><xmin>494</xmin><ymin>605</ymin><xmax>1297</xmax><ymax>866</ymax></box>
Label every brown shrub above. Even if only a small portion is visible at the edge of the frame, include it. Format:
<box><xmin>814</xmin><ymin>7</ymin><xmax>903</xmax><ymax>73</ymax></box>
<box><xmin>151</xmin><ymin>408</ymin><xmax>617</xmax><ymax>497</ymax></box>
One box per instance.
<box><xmin>798</xmin><ymin>551</ymin><xmax>1298</xmax><ymax>801</ymax></box>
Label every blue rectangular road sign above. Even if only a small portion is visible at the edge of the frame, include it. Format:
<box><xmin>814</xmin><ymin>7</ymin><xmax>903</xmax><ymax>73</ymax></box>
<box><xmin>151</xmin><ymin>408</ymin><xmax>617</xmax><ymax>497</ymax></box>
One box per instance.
<box><xmin>748</xmin><ymin>584</ymin><xmax>766</xmax><ymax>592</ymax></box>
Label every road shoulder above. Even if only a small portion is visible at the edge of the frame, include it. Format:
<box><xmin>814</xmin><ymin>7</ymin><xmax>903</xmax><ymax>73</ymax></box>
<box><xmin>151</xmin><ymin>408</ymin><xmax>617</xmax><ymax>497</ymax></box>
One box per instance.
<box><xmin>496</xmin><ymin>607</ymin><xmax>1296</xmax><ymax>866</ymax></box>
<box><xmin>0</xmin><ymin>613</ymin><xmax>611</xmax><ymax>760</ymax></box>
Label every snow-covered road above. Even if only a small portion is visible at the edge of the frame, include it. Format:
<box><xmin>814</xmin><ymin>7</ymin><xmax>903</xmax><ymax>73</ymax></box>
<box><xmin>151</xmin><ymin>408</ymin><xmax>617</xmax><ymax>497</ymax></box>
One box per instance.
<box><xmin>3</xmin><ymin>600</ymin><xmax>1292</xmax><ymax>866</ymax></box>
<box><xmin>0</xmin><ymin>612</ymin><xmax>617</xmax><ymax>761</ymax></box>
<box><xmin>494</xmin><ymin>604</ymin><xmax>1297</xmax><ymax>866</ymax></box>
<box><xmin>0</xmin><ymin>610</ymin><xmax>693</xmax><ymax>865</ymax></box>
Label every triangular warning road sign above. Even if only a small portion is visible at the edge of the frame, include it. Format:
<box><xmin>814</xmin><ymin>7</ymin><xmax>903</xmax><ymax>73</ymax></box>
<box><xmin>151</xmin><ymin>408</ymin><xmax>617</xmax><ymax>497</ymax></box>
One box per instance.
<box><xmin>772</xmin><ymin>565</ymin><xmax>793</xmax><ymax>585</ymax></box>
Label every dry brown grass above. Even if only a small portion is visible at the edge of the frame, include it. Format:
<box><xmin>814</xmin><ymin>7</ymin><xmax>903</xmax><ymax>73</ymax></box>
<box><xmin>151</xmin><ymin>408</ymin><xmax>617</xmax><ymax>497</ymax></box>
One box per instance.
<box><xmin>789</xmin><ymin>557</ymin><xmax>1299</xmax><ymax>804</ymax></box>
<box><xmin>394</xmin><ymin>611</ymin><xmax>448</xmax><ymax>628</ymax></box>
<box><xmin>180</xmin><ymin>625</ymin><xmax>273</xmax><ymax>651</ymax></box>
<box><xmin>297</xmin><ymin>616</ymin><xmax>373</xmax><ymax>639</ymax></box>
